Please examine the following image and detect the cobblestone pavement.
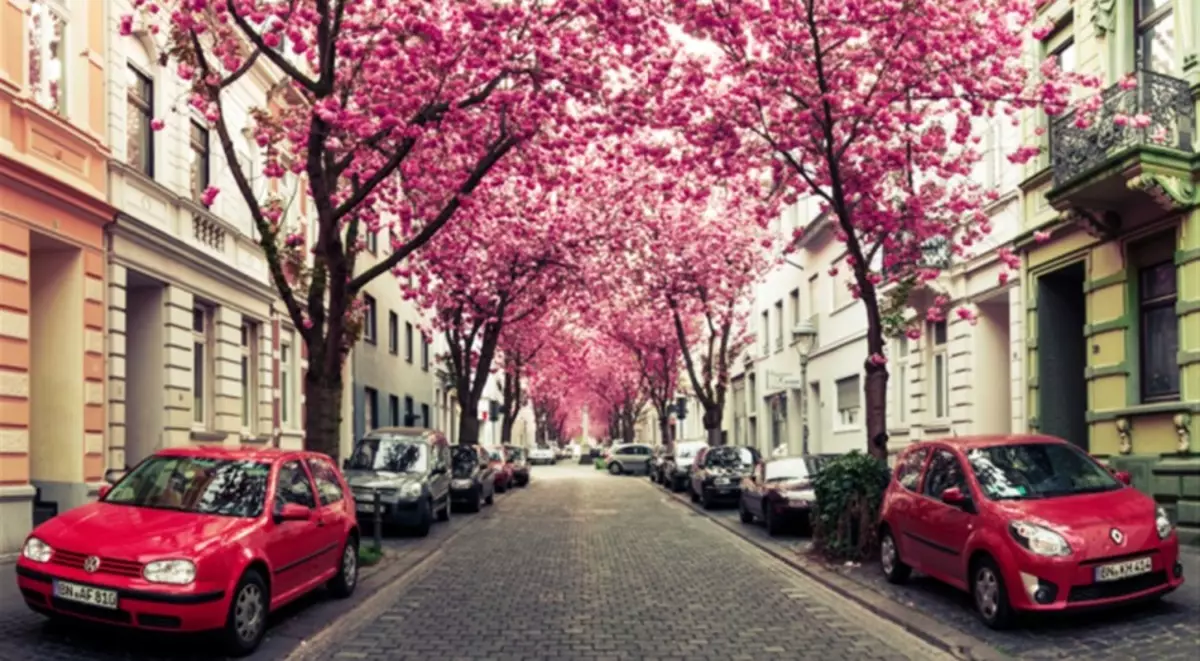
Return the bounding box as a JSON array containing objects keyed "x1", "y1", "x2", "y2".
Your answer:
[
  {"x1": 296, "y1": 464, "x2": 953, "y2": 661},
  {"x1": 675, "y1": 482, "x2": 1200, "y2": 661},
  {"x1": 0, "y1": 487, "x2": 513, "y2": 661}
]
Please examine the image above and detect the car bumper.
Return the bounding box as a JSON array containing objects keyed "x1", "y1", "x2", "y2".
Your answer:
[
  {"x1": 703, "y1": 484, "x2": 742, "y2": 501},
  {"x1": 15, "y1": 562, "x2": 228, "y2": 632},
  {"x1": 355, "y1": 499, "x2": 426, "y2": 527},
  {"x1": 1000, "y1": 536, "x2": 1184, "y2": 612},
  {"x1": 766, "y1": 499, "x2": 813, "y2": 520},
  {"x1": 449, "y1": 486, "x2": 480, "y2": 503}
]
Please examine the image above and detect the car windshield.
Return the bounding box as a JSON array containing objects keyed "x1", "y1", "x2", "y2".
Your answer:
[
  {"x1": 676, "y1": 444, "x2": 703, "y2": 460},
  {"x1": 486, "y1": 447, "x2": 505, "y2": 462},
  {"x1": 347, "y1": 436, "x2": 428, "y2": 473},
  {"x1": 764, "y1": 458, "x2": 812, "y2": 482},
  {"x1": 705, "y1": 447, "x2": 754, "y2": 468},
  {"x1": 451, "y1": 447, "x2": 479, "y2": 477},
  {"x1": 967, "y1": 443, "x2": 1122, "y2": 500},
  {"x1": 104, "y1": 456, "x2": 270, "y2": 518},
  {"x1": 507, "y1": 447, "x2": 526, "y2": 461}
]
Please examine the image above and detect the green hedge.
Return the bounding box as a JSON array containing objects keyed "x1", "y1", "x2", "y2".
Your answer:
[{"x1": 811, "y1": 451, "x2": 891, "y2": 562}]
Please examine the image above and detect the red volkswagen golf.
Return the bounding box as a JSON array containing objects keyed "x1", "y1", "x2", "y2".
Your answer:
[
  {"x1": 15, "y1": 447, "x2": 360, "y2": 656},
  {"x1": 879, "y1": 435, "x2": 1184, "y2": 629}
]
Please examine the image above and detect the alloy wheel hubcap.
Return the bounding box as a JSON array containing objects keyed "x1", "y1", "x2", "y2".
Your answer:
[
  {"x1": 234, "y1": 584, "x2": 264, "y2": 642},
  {"x1": 976, "y1": 568, "x2": 999, "y2": 619},
  {"x1": 343, "y1": 545, "x2": 358, "y2": 588},
  {"x1": 881, "y1": 536, "x2": 896, "y2": 574}
]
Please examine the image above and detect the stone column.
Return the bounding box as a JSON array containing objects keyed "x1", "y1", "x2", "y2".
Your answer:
[
  {"x1": 256, "y1": 318, "x2": 274, "y2": 439},
  {"x1": 212, "y1": 306, "x2": 242, "y2": 440},
  {"x1": 106, "y1": 263, "x2": 127, "y2": 472},
  {"x1": 162, "y1": 285, "x2": 194, "y2": 447},
  {"x1": 1008, "y1": 284, "x2": 1026, "y2": 433},
  {"x1": 0, "y1": 220, "x2": 33, "y2": 554},
  {"x1": 83, "y1": 253, "x2": 106, "y2": 489}
]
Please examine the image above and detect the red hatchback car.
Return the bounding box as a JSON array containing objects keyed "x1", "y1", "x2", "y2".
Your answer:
[
  {"x1": 485, "y1": 446, "x2": 514, "y2": 492},
  {"x1": 879, "y1": 435, "x2": 1184, "y2": 629},
  {"x1": 15, "y1": 447, "x2": 360, "y2": 656}
]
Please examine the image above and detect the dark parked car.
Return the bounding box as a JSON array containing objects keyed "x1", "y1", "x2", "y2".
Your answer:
[
  {"x1": 450, "y1": 445, "x2": 495, "y2": 512},
  {"x1": 689, "y1": 445, "x2": 760, "y2": 509},
  {"x1": 344, "y1": 428, "x2": 451, "y2": 536},
  {"x1": 662, "y1": 441, "x2": 706, "y2": 492},
  {"x1": 739, "y1": 455, "x2": 821, "y2": 535},
  {"x1": 504, "y1": 445, "x2": 531, "y2": 487}
]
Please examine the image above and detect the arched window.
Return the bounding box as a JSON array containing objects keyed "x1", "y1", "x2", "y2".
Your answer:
[{"x1": 126, "y1": 40, "x2": 155, "y2": 176}]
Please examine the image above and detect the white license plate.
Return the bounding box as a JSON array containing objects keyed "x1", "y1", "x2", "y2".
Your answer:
[
  {"x1": 53, "y1": 579, "x2": 118, "y2": 609},
  {"x1": 1094, "y1": 556, "x2": 1153, "y2": 582},
  {"x1": 356, "y1": 503, "x2": 376, "y2": 513},
  {"x1": 715, "y1": 478, "x2": 729, "y2": 485}
]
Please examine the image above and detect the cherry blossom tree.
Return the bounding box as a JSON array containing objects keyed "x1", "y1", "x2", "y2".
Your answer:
[
  {"x1": 668, "y1": 0, "x2": 1090, "y2": 459},
  {"x1": 122, "y1": 0, "x2": 681, "y2": 457},
  {"x1": 495, "y1": 310, "x2": 575, "y2": 445},
  {"x1": 604, "y1": 307, "x2": 682, "y2": 449}
]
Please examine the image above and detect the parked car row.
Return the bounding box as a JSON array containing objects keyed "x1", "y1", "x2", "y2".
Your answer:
[{"x1": 14, "y1": 429, "x2": 538, "y2": 657}]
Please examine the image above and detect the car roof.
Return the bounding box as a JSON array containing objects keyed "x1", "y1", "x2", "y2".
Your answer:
[
  {"x1": 363, "y1": 426, "x2": 440, "y2": 439},
  {"x1": 154, "y1": 446, "x2": 321, "y2": 462},
  {"x1": 911, "y1": 434, "x2": 1067, "y2": 451}
]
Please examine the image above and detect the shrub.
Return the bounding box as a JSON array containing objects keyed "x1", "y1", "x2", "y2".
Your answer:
[{"x1": 811, "y1": 451, "x2": 891, "y2": 562}]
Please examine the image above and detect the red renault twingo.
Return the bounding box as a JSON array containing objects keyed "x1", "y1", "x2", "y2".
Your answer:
[
  {"x1": 879, "y1": 435, "x2": 1183, "y2": 629},
  {"x1": 15, "y1": 447, "x2": 360, "y2": 656}
]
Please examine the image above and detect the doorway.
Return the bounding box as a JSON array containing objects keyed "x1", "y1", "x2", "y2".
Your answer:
[
  {"x1": 124, "y1": 270, "x2": 166, "y2": 466},
  {"x1": 1037, "y1": 262, "x2": 1087, "y2": 449},
  {"x1": 975, "y1": 296, "x2": 1012, "y2": 434}
]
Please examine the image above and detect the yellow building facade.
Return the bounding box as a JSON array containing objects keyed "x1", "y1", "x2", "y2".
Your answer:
[{"x1": 1018, "y1": 0, "x2": 1199, "y2": 543}]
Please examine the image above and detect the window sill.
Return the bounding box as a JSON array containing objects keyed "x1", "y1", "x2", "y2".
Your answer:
[
  {"x1": 833, "y1": 425, "x2": 862, "y2": 434},
  {"x1": 190, "y1": 430, "x2": 228, "y2": 442},
  {"x1": 1086, "y1": 401, "x2": 1200, "y2": 423}
]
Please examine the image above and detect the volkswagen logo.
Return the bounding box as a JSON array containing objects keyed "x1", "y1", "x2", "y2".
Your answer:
[
  {"x1": 82, "y1": 556, "x2": 101, "y2": 573},
  {"x1": 1110, "y1": 528, "x2": 1125, "y2": 545}
]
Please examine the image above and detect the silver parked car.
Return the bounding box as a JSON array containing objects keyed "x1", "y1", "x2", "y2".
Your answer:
[
  {"x1": 605, "y1": 443, "x2": 654, "y2": 475},
  {"x1": 343, "y1": 427, "x2": 452, "y2": 537},
  {"x1": 663, "y1": 441, "x2": 707, "y2": 492}
]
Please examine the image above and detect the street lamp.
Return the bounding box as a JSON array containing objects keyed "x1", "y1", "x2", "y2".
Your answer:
[{"x1": 791, "y1": 320, "x2": 817, "y2": 455}]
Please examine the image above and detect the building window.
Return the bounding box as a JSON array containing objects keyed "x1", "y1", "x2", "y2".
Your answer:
[
  {"x1": 389, "y1": 394, "x2": 400, "y2": 426},
  {"x1": 364, "y1": 387, "x2": 378, "y2": 430},
  {"x1": 807, "y1": 274, "x2": 820, "y2": 317},
  {"x1": 241, "y1": 321, "x2": 258, "y2": 430},
  {"x1": 1051, "y1": 36, "x2": 1076, "y2": 74},
  {"x1": 27, "y1": 0, "x2": 66, "y2": 115},
  {"x1": 929, "y1": 320, "x2": 949, "y2": 420},
  {"x1": 189, "y1": 121, "x2": 210, "y2": 202},
  {"x1": 1136, "y1": 0, "x2": 1175, "y2": 74},
  {"x1": 127, "y1": 66, "x2": 154, "y2": 176},
  {"x1": 421, "y1": 336, "x2": 429, "y2": 371},
  {"x1": 774, "y1": 301, "x2": 784, "y2": 352},
  {"x1": 832, "y1": 258, "x2": 853, "y2": 309},
  {"x1": 192, "y1": 305, "x2": 212, "y2": 426},
  {"x1": 760, "y1": 310, "x2": 770, "y2": 356},
  {"x1": 388, "y1": 311, "x2": 398, "y2": 354},
  {"x1": 835, "y1": 374, "x2": 861, "y2": 429},
  {"x1": 405, "y1": 322, "x2": 414, "y2": 363},
  {"x1": 421, "y1": 403, "x2": 431, "y2": 428},
  {"x1": 405, "y1": 396, "x2": 415, "y2": 426},
  {"x1": 748, "y1": 373, "x2": 757, "y2": 413},
  {"x1": 1138, "y1": 260, "x2": 1178, "y2": 402},
  {"x1": 362, "y1": 295, "x2": 377, "y2": 344},
  {"x1": 280, "y1": 342, "x2": 292, "y2": 425},
  {"x1": 893, "y1": 337, "x2": 909, "y2": 424},
  {"x1": 789, "y1": 289, "x2": 800, "y2": 327},
  {"x1": 366, "y1": 230, "x2": 377, "y2": 255}
]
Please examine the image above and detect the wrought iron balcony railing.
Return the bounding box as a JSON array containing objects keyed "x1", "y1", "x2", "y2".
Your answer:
[{"x1": 1049, "y1": 70, "x2": 1194, "y2": 188}]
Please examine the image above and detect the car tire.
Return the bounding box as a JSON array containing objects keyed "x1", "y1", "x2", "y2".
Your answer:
[
  {"x1": 764, "y1": 506, "x2": 781, "y2": 536},
  {"x1": 327, "y1": 535, "x2": 359, "y2": 598},
  {"x1": 880, "y1": 528, "x2": 912, "y2": 584},
  {"x1": 738, "y1": 499, "x2": 754, "y2": 524},
  {"x1": 221, "y1": 570, "x2": 269, "y2": 658},
  {"x1": 467, "y1": 488, "x2": 482, "y2": 513},
  {"x1": 608, "y1": 462, "x2": 622, "y2": 475},
  {"x1": 672, "y1": 477, "x2": 685, "y2": 493},
  {"x1": 701, "y1": 490, "x2": 715, "y2": 510},
  {"x1": 689, "y1": 484, "x2": 700, "y2": 502},
  {"x1": 972, "y1": 556, "x2": 1015, "y2": 630},
  {"x1": 485, "y1": 486, "x2": 495, "y2": 505},
  {"x1": 413, "y1": 500, "x2": 432, "y2": 538}
]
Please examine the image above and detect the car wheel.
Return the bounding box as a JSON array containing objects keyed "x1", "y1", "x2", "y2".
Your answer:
[
  {"x1": 608, "y1": 462, "x2": 622, "y2": 475},
  {"x1": 764, "y1": 506, "x2": 781, "y2": 536},
  {"x1": 972, "y1": 557, "x2": 1015, "y2": 630},
  {"x1": 327, "y1": 535, "x2": 359, "y2": 598},
  {"x1": 222, "y1": 570, "x2": 269, "y2": 657},
  {"x1": 738, "y1": 499, "x2": 754, "y2": 524},
  {"x1": 879, "y1": 528, "x2": 911, "y2": 584},
  {"x1": 689, "y1": 484, "x2": 700, "y2": 502},
  {"x1": 437, "y1": 497, "x2": 451, "y2": 522},
  {"x1": 413, "y1": 500, "x2": 432, "y2": 538},
  {"x1": 672, "y1": 477, "x2": 685, "y2": 493},
  {"x1": 485, "y1": 485, "x2": 495, "y2": 505},
  {"x1": 701, "y1": 490, "x2": 715, "y2": 510}
]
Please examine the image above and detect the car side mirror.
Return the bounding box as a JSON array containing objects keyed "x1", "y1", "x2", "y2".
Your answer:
[
  {"x1": 1114, "y1": 471, "x2": 1132, "y2": 486},
  {"x1": 940, "y1": 486, "x2": 967, "y2": 506},
  {"x1": 97, "y1": 484, "x2": 112, "y2": 500},
  {"x1": 274, "y1": 503, "x2": 312, "y2": 523},
  {"x1": 103, "y1": 468, "x2": 126, "y2": 485}
]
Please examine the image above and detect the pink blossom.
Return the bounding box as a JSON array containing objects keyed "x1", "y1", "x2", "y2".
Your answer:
[
  {"x1": 119, "y1": 15, "x2": 134, "y2": 36},
  {"x1": 200, "y1": 186, "x2": 219, "y2": 208},
  {"x1": 1033, "y1": 230, "x2": 1051, "y2": 243},
  {"x1": 868, "y1": 353, "x2": 887, "y2": 366},
  {"x1": 150, "y1": 118, "x2": 165, "y2": 131}
]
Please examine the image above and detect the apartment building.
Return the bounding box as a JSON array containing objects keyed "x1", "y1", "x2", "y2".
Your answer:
[{"x1": 1015, "y1": 0, "x2": 1198, "y2": 542}]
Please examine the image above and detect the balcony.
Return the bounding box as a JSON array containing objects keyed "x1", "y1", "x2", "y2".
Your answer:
[{"x1": 1046, "y1": 70, "x2": 1195, "y2": 223}]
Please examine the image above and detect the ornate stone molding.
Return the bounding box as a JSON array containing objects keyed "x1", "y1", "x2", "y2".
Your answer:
[
  {"x1": 1127, "y1": 173, "x2": 1199, "y2": 210},
  {"x1": 1092, "y1": 0, "x2": 1116, "y2": 35},
  {"x1": 1175, "y1": 413, "x2": 1192, "y2": 454},
  {"x1": 1063, "y1": 206, "x2": 1122, "y2": 241},
  {"x1": 1115, "y1": 417, "x2": 1132, "y2": 455}
]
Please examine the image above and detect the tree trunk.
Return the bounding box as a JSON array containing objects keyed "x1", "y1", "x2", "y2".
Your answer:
[
  {"x1": 861, "y1": 286, "x2": 890, "y2": 461},
  {"x1": 303, "y1": 368, "x2": 344, "y2": 460},
  {"x1": 657, "y1": 408, "x2": 672, "y2": 451},
  {"x1": 703, "y1": 405, "x2": 723, "y2": 446},
  {"x1": 500, "y1": 415, "x2": 516, "y2": 445},
  {"x1": 457, "y1": 404, "x2": 482, "y2": 445}
]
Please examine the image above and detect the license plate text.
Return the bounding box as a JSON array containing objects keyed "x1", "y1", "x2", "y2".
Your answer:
[{"x1": 1094, "y1": 556, "x2": 1153, "y2": 582}]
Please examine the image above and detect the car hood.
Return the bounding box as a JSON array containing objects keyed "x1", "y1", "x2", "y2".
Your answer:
[
  {"x1": 343, "y1": 469, "x2": 423, "y2": 489},
  {"x1": 34, "y1": 502, "x2": 252, "y2": 561},
  {"x1": 990, "y1": 487, "x2": 1159, "y2": 559}
]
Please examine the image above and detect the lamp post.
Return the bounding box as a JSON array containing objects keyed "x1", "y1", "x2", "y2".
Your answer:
[{"x1": 791, "y1": 320, "x2": 817, "y2": 456}]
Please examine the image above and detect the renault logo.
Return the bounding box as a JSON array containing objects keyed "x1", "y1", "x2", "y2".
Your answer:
[
  {"x1": 82, "y1": 556, "x2": 101, "y2": 573},
  {"x1": 1110, "y1": 528, "x2": 1125, "y2": 545}
]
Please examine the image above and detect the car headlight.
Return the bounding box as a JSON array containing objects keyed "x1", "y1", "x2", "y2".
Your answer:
[
  {"x1": 143, "y1": 559, "x2": 196, "y2": 585},
  {"x1": 451, "y1": 479, "x2": 473, "y2": 489},
  {"x1": 1156, "y1": 506, "x2": 1173, "y2": 540},
  {"x1": 22, "y1": 537, "x2": 52, "y2": 563},
  {"x1": 400, "y1": 482, "x2": 422, "y2": 499},
  {"x1": 1010, "y1": 521, "x2": 1071, "y2": 557}
]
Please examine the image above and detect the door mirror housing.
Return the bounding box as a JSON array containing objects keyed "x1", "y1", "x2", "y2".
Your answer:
[
  {"x1": 275, "y1": 503, "x2": 312, "y2": 523},
  {"x1": 97, "y1": 485, "x2": 112, "y2": 500},
  {"x1": 103, "y1": 468, "x2": 126, "y2": 485},
  {"x1": 1114, "y1": 471, "x2": 1132, "y2": 486},
  {"x1": 940, "y1": 486, "x2": 968, "y2": 506}
]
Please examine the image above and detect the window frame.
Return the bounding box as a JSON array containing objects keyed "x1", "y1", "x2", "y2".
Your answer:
[
  {"x1": 362, "y1": 294, "x2": 377, "y2": 344},
  {"x1": 240, "y1": 321, "x2": 258, "y2": 431},
  {"x1": 405, "y1": 322, "x2": 414, "y2": 363},
  {"x1": 789, "y1": 288, "x2": 801, "y2": 327},
  {"x1": 1137, "y1": 260, "x2": 1179, "y2": 402},
  {"x1": 920, "y1": 448, "x2": 967, "y2": 501},
  {"x1": 895, "y1": 447, "x2": 931, "y2": 492},
  {"x1": 405, "y1": 395, "x2": 415, "y2": 426},
  {"x1": 760, "y1": 310, "x2": 770, "y2": 356},
  {"x1": 364, "y1": 387, "x2": 379, "y2": 431},
  {"x1": 126, "y1": 64, "x2": 154, "y2": 177},
  {"x1": 928, "y1": 320, "x2": 950, "y2": 421},
  {"x1": 27, "y1": 0, "x2": 68, "y2": 115},
  {"x1": 273, "y1": 459, "x2": 317, "y2": 512},
  {"x1": 389, "y1": 394, "x2": 400, "y2": 426},
  {"x1": 280, "y1": 341, "x2": 293, "y2": 426},
  {"x1": 306, "y1": 457, "x2": 345, "y2": 506},
  {"x1": 833, "y1": 373, "x2": 862, "y2": 431},
  {"x1": 1135, "y1": 0, "x2": 1175, "y2": 74},
  {"x1": 189, "y1": 120, "x2": 210, "y2": 202},
  {"x1": 388, "y1": 311, "x2": 398, "y2": 355},
  {"x1": 893, "y1": 337, "x2": 909, "y2": 425},
  {"x1": 192, "y1": 305, "x2": 213, "y2": 428},
  {"x1": 420, "y1": 336, "x2": 429, "y2": 371},
  {"x1": 774, "y1": 300, "x2": 784, "y2": 352},
  {"x1": 365, "y1": 230, "x2": 377, "y2": 255}
]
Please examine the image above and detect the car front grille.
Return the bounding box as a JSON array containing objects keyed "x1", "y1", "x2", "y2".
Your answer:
[
  {"x1": 52, "y1": 550, "x2": 143, "y2": 578},
  {"x1": 1067, "y1": 570, "x2": 1168, "y2": 602}
]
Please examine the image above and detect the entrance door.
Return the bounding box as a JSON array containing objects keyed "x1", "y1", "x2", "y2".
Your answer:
[{"x1": 1037, "y1": 262, "x2": 1087, "y2": 449}]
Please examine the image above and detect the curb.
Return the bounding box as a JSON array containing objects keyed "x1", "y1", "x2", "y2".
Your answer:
[{"x1": 656, "y1": 483, "x2": 1011, "y2": 661}]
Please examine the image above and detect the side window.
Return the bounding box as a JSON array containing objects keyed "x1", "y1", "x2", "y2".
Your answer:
[
  {"x1": 922, "y1": 450, "x2": 965, "y2": 498},
  {"x1": 895, "y1": 448, "x2": 929, "y2": 492},
  {"x1": 306, "y1": 457, "x2": 344, "y2": 506},
  {"x1": 276, "y1": 460, "x2": 316, "y2": 510}
]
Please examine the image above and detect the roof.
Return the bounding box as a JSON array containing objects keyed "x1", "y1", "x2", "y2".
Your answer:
[
  {"x1": 155, "y1": 446, "x2": 313, "y2": 461},
  {"x1": 914, "y1": 434, "x2": 1066, "y2": 450},
  {"x1": 364, "y1": 426, "x2": 436, "y2": 437}
]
